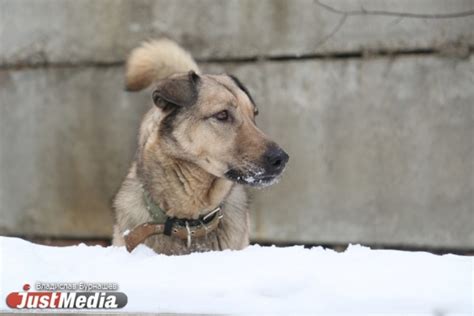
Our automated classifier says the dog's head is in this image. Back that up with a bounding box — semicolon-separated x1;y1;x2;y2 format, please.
146;71;289;187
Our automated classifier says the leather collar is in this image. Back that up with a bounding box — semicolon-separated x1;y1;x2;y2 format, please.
123;189;223;252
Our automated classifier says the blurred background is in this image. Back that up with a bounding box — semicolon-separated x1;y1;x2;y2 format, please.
0;0;473;253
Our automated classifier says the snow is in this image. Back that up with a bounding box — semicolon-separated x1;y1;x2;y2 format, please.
0;236;472;315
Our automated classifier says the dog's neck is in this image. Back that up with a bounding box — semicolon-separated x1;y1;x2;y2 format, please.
137;154;233;219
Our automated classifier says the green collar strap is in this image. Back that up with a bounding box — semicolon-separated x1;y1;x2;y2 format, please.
143;190;169;223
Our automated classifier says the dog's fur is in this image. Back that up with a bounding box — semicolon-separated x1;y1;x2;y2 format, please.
113;39;288;255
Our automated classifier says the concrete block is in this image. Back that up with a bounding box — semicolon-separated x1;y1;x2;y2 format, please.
1;55;473;248
1;0;473;66
0;67;150;237
204;56;474;249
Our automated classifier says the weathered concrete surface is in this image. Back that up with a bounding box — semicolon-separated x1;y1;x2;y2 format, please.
1;56;473;247
0;67;150;237
1;0;473;66
205;56;474;249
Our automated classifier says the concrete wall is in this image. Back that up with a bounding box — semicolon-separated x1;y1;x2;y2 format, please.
2;0;473;64
1;0;473;249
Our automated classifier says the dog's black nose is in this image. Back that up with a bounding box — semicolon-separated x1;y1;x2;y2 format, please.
263;144;289;174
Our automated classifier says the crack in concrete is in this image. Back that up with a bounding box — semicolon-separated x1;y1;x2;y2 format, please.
1;47;472;71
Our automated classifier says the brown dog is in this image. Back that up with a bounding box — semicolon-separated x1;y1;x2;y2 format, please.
113;39;288;255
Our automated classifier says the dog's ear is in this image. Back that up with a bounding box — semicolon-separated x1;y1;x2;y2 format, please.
152;71;200;110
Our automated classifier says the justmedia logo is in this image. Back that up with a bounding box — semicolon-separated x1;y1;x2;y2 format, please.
6;282;128;309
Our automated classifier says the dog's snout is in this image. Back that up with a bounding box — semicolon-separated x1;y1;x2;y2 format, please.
263;144;289;174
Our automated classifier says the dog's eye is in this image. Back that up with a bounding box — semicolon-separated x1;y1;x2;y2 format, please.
214;110;229;121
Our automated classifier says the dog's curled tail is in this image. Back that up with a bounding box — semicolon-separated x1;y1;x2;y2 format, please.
125;38;200;91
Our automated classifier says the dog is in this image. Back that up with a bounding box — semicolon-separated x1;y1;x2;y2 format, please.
112;39;289;255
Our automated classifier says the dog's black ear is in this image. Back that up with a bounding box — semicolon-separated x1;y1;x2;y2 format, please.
152;71;200;110
229;74;255;105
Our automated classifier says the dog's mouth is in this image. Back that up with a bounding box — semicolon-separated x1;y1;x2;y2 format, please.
224;168;285;188
225;146;289;187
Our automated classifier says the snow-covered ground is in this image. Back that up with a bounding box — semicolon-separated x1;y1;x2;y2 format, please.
0;236;472;315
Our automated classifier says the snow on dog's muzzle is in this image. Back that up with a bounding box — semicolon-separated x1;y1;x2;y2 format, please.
225;143;289;187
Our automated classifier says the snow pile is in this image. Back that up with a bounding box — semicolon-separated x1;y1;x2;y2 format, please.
0;236;472;314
